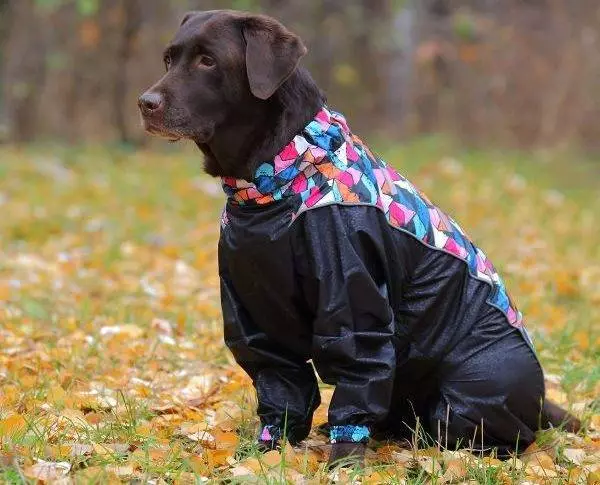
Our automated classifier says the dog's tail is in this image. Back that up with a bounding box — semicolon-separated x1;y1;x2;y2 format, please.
541;399;581;433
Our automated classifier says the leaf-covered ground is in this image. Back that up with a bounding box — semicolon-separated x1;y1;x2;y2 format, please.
0;141;598;484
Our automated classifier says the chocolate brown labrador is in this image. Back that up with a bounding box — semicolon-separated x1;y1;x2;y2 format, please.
138;9;580;463
138;10;323;181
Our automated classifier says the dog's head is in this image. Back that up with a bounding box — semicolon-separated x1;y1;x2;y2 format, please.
138;10;307;146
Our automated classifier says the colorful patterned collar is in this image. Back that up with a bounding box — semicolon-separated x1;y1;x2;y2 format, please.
222;106;350;206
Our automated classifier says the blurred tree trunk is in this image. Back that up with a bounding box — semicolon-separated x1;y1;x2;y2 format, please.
354;0;392;123
313;0;344;96
413;0;452;133
113;0;142;144
386;1;418;135
4;0;49;142
0;0;11;138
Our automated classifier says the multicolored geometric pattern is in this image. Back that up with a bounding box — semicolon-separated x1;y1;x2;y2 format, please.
258;425;281;449
330;425;370;444
222;107;523;327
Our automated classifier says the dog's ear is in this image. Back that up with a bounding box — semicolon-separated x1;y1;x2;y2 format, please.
180;11;199;26
242;15;307;100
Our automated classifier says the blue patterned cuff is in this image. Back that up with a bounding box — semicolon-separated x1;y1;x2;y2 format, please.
330;425;370;444
258;425;281;447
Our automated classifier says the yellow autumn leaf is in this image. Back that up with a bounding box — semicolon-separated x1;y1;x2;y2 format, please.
47;385;67;405
0;414;27;437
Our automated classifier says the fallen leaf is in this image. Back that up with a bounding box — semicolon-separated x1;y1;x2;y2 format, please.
391;449;414;465
420;446;443;459
74;466;119;483
93;443;115;458
0;452;16;466
281;441;298;466
522;442;556;470
230;464;254;477
106;465;135;478
68;443;94;457
189;430;216;448
239;457;263;473
416;455;443;476
262;450;283;467
151;318;173;335
364;470;398;484
173;472;200;485
205;448;233;467
442;450;475;463
24;459;71;481
443;459;468;482
179;375;215;404
58;408;91;430
588;469;600;485
0;414;27;437
100;324;144;339
526;463;559;479
212;429;239;451
508;457;526;471
564;448;586;466
151;402;179;415
568;467;587;485
284;467;309;485
47;385;67;405
375;444;402;463
482;456;503;467
131;446;170;465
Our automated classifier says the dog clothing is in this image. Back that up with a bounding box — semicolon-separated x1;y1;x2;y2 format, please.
219;107;544;454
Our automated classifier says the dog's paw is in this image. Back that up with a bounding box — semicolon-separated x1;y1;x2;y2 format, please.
327;442;366;470
542;399;582;433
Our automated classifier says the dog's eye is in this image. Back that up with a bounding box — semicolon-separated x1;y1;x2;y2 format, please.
196;55;216;68
164;54;172;71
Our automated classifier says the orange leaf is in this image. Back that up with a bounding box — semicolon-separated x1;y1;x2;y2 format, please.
0;414;27;437
205;448;233;467
212;430;239;451
522;442;556;470
262;450;282;467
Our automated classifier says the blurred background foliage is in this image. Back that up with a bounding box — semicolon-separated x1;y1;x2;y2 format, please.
0;0;599;152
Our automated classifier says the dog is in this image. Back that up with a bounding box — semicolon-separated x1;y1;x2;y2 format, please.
139;10;580;466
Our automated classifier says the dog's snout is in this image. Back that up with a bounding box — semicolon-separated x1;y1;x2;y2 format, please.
138;92;163;114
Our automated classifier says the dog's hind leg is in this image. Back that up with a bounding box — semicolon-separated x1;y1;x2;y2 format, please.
541;399;581;433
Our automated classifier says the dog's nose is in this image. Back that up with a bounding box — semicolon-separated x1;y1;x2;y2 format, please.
138;92;163;114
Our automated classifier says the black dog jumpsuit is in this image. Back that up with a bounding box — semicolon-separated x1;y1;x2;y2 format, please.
219;107;545;455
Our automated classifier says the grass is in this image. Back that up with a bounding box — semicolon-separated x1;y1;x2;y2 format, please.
0;139;598;483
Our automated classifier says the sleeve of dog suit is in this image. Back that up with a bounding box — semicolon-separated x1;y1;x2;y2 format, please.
220;270;321;447
295;205;397;443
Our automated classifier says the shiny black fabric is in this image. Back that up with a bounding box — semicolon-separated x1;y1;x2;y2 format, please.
219;202;544;451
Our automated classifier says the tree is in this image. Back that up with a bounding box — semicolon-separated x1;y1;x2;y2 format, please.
113;0;142;144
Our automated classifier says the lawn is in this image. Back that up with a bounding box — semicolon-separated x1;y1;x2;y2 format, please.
0;140;598;484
